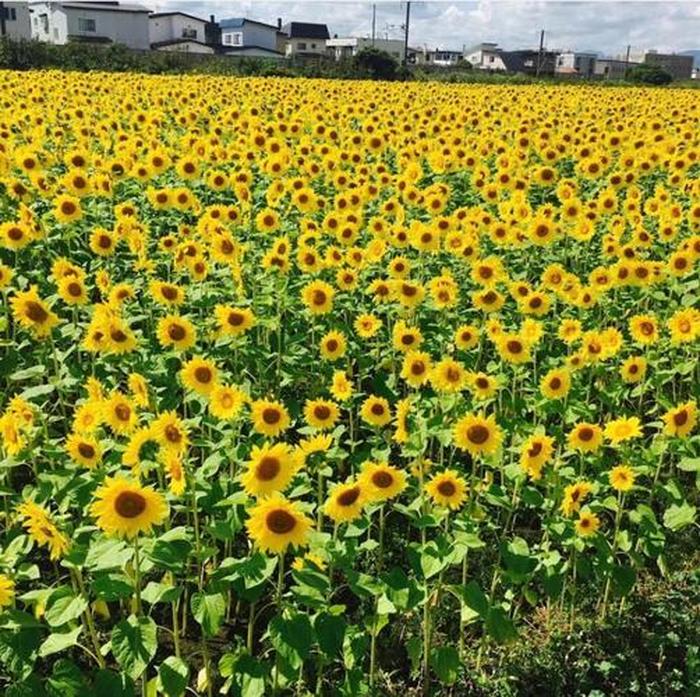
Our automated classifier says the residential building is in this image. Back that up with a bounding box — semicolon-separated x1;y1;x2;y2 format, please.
29;1;150;49
149;11;213;53
463;42;508;71
281;21;329;58
407;46;463;67
644;51;693;80
219;17;284;57
1;2;32;40
594;57;638;79
556;51;597;77
326;36;405;62
506;49;560;76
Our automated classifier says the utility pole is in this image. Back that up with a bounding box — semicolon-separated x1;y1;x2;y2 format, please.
0;2;6;38
536;28;545;76
371;3;376;46
624;43;631;69
402;1;411;68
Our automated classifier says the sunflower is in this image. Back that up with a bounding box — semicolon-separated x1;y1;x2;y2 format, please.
16;501;70;560
65;432;102;468
180;357;218;396
304;399;340;431
558;318;582;344
575;510;600;537
330;370;353;401
453;413;503;456
354;313;382;339
157;314;197;351
629;314;659;345
0;575;15;608
430;358;467;393
668;308;699;344
122;427;156;472
468;372;499;400
250;399;291;437
426;470;468;510
241;442;300;498
91;477;168;539
662;400;697;438
360;395;392;427
10;286;59;338
609;464;636;492
454;324;480;350
105;319;138;355
128;373;150;409
324;481;366;523
320;330;346;361
152;411;189;455
149;280;185;307
209;385;246;420
567;422;603;452
540;367;571;400
561;480;593;516
620;356;647;383
519;434;555;480
89;228;117;257
496;334;531;364
358;461;406;502
0;263;14;290
301;280;334;315
72;401;103;434
162;452;186;496
246;492;312;554
400;351;432;388
215;305;255;337
604;416;642;445
53;194;82;223
472;288;505;313
102;393;138;435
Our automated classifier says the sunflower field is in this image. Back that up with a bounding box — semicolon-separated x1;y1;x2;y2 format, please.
0;70;699;696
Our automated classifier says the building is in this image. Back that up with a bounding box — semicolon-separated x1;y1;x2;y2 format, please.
407;47;463;67
149;11;214;53
594;57;638;79
463;42;508;71
556;51;597;77
218;17;285;57
29;1;150;49
281;21;329;58
326;36;405;62
1;2;32;40
644;51;693;80
506;49;560;76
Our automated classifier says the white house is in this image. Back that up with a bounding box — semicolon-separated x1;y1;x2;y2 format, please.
556;51;597;77
463;42;508;71
1;2;32;40
29;1;150;49
281;21;329;58
219;17;284;57
149;11;213;53
326;36;405;62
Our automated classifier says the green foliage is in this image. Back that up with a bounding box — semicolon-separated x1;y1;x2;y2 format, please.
626;63;674;85
352;47;399;81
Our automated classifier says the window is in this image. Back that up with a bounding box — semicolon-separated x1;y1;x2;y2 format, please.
182;27;197;39
310;43;316;49
39;14;48;32
298;42;306;50
78;17;96;32
231;32;242;46
3;7;17;21
489;55;494;63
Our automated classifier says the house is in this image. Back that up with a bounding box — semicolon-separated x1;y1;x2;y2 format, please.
149;11;214;53
593;58;638;79
556;51;597;77
643;51;693;80
218;17;285;57
506;49;560;76
463;42;508;71
407;47;463;67
281;21;329;58
28;1;150;49
326;36;405;62
1;2;32;40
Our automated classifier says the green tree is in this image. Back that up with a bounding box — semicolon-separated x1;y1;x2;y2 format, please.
626;63;673;85
352;47;398;81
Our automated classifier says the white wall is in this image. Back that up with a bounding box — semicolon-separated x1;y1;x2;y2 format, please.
3;2;32;40
155;40;213;54
286;36;326;56
149;14;207;45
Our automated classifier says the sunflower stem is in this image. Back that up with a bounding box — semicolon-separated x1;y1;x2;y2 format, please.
273;553;285;695
72;568;105;669
600;491;624;621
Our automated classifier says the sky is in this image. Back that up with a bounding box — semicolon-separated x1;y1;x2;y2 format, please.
149;1;700;56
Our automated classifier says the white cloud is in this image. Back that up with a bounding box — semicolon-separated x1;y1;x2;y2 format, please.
152;1;700;54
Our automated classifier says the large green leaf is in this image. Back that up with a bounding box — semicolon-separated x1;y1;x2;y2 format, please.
111;615;157;680
38;626;83;657
663;502;696;531
190;592;226;637
157;656;189;697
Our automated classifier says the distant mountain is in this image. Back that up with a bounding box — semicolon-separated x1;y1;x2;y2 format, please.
679;49;700;67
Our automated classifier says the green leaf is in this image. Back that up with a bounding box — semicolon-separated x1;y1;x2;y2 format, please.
234;655;266;697
149;528;192;571
111;615;157;680
92;669;135;697
430;646;460;684
92;574;133;601
38;626;83;657
46;659;87;697
190;592;226;638
663;502;696;531
485;607;517;644
611;564;637;597
678;457;700;472
269;613;313;669
314;612;345;657
85;538;133;572
461;580;489;619
141;582;182;606
45;589;88;628
157;656;189;697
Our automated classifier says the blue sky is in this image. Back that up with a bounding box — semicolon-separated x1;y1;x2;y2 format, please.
149;1;700;56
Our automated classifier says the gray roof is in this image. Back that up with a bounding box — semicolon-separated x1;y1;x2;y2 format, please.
282;22;330;40
62;2;150;13
219;17;280;32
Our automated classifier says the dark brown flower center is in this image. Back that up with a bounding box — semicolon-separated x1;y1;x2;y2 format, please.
25;301;48;323
437;480;457;497
372;471;393;488
467;424;490;444
194;367;212;384
370;403;385;416
262;408;281;425
673;410;688;427
256;456;280;481
168;323;186;341
78;442;95;459
115;404;131;422
161;285;178;301
337;486;361;506
266;509;296;534
578;427;594;441
114;490;147;518
313;405;331;421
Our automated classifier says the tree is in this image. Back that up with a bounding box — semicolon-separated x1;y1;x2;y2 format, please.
352;47;398;81
625;63;673;85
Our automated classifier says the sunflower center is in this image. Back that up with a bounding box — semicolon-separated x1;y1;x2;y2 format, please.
437;480;457;497
372;471;393;488
467;424;490;444
312;290;327;306
165;425;182;443
61;201;76;215
411;361;425;376
549;377;562;390
370;403;385;416
114;491;147;519
337;486;361;506
673;410;688;426
679;320;691;333
228;312;244;326
640;322;654;335
221;240;234;254
507;340;523;354
256;456;280;481
402;283;417;297
168;323;186;341
8;226;23;240
578;427;594;441
475;377;489;389
266;509;296;534
314;405;331;421
528;442;543;457
483;291;497;304
220;392;234;409
115;404;131;422
194;367;212;384
111;328;128;343
262;408;281;425
78;442;95;459
25;301;48;323
161;286;178;301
